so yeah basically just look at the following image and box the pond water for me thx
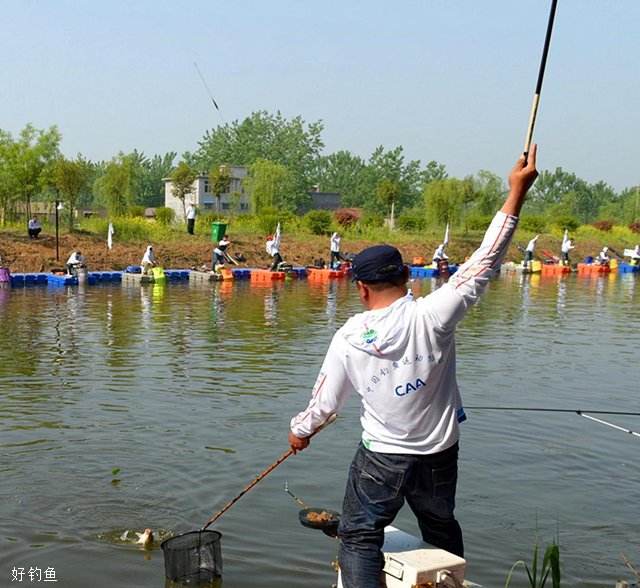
[1,272,638,587]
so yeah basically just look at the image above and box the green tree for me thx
[0,130,20,225]
[50,156,92,231]
[190,110,324,210]
[313,150,368,205]
[424,178,475,226]
[138,151,176,207]
[169,161,197,219]
[244,159,296,213]
[368,145,423,211]
[0,124,61,221]
[376,178,401,229]
[94,153,142,216]
[421,160,448,185]
[209,164,232,214]
[472,170,505,216]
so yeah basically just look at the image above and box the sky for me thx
[1,0,638,190]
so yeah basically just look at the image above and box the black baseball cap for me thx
[352,245,406,283]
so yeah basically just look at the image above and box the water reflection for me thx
[0,274,638,588]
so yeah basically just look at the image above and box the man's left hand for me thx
[288,431,310,454]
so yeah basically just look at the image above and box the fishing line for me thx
[193,61,225,123]
[465,406,640,439]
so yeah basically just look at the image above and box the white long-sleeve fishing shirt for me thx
[432,244,448,261]
[290,211,518,455]
[66,252,85,266]
[330,233,341,253]
[526,236,539,252]
[141,247,155,265]
[266,224,281,256]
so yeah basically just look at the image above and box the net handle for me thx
[201,414,337,530]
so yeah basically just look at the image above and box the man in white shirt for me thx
[213,235,231,270]
[597,246,610,265]
[266,223,282,271]
[66,251,85,276]
[432,243,448,264]
[288,147,539,588]
[631,245,640,267]
[523,234,539,268]
[330,232,342,269]
[186,203,196,235]
[141,245,155,275]
[561,234,575,266]
[28,217,42,239]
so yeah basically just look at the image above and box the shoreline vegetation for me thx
[0,214,637,274]
[1,112,638,272]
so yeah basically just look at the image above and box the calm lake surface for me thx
[1,272,638,587]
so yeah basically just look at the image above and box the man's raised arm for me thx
[421,145,539,331]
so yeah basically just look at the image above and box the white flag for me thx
[443,223,450,247]
[107,222,114,250]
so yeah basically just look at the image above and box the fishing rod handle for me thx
[523,93,541,161]
[202,448,294,530]
[201,414,337,530]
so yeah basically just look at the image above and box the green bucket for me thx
[211,222,227,242]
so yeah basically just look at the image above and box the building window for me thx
[203,203,213,210]
[221,203,230,210]
[240,203,249,211]
[204,180,210,194]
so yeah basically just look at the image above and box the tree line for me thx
[1,113,638,232]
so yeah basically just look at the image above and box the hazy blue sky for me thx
[1,0,638,189]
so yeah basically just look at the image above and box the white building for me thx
[163,165,250,219]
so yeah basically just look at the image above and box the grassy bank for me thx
[0,215,638,273]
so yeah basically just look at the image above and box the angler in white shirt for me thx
[330,232,342,269]
[523,234,539,268]
[28,217,42,239]
[66,251,85,275]
[597,246,610,265]
[561,235,575,266]
[141,245,156,275]
[186,203,196,235]
[432,243,448,264]
[288,146,539,588]
[631,245,640,266]
[213,235,231,269]
[266,223,283,271]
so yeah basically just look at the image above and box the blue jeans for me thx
[338,443,463,588]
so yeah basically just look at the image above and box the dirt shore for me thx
[0,228,609,273]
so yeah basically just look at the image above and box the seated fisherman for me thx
[66,251,86,276]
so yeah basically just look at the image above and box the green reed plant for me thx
[79,216,176,242]
[505,540,561,588]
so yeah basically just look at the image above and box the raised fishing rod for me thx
[523,0,559,162]
[465,406,640,439]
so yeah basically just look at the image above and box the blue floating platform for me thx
[88,271,123,282]
[47,274,78,286]
[10,273,48,287]
[619,263,639,274]
[164,269,190,281]
[10,274,25,287]
[231,268,251,279]
[290,267,307,278]
[410,267,439,279]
